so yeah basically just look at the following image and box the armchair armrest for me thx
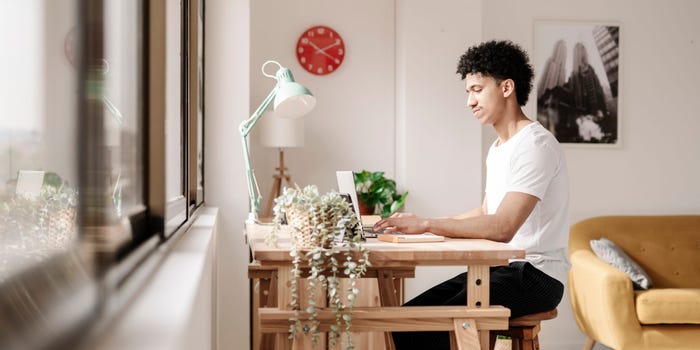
[569,250,642,349]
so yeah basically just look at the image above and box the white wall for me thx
[251,0,396,196]
[205,1,250,350]
[395,0,484,301]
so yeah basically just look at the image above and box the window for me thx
[0,0,80,282]
[194,0,205,207]
[0,0,205,348]
[165,0,187,235]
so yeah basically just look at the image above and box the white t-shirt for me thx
[485,121,570,282]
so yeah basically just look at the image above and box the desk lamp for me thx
[240,60,316,224]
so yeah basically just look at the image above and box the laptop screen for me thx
[336,171,361,219]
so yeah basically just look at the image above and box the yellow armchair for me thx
[568,215,700,350]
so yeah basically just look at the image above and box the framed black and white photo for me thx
[534,21,620,146]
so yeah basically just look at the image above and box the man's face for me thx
[465,73,506,125]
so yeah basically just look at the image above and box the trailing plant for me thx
[0,173,78,253]
[354,170,408,218]
[270,185,370,349]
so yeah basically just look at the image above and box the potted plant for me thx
[270,185,370,349]
[0,172,78,252]
[354,170,408,218]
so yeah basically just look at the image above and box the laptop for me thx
[336,171,382,238]
[336,170,445,243]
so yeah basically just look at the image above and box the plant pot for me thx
[357,195,374,215]
[285,206,335,249]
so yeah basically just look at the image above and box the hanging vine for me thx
[271,185,370,349]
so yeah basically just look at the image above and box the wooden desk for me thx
[247,224,525,350]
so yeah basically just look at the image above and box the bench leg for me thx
[583,336,596,350]
[452,318,480,350]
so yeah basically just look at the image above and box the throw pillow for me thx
[590,237,653,290]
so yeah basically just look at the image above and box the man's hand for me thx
[373,212,430,234]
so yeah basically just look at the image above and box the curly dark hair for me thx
[456,40,534,106]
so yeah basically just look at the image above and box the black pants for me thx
[392,261,564,350]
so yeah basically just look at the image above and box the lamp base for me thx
[246,212,258,225]
[262,148,293,218]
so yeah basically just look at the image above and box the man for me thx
[373,40,569,349]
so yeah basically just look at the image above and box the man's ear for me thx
[501,79,515,99]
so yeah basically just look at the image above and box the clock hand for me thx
[307,40,324,52]
[309,40,338,62]
[316,41,340,54]
[307,40,338,60]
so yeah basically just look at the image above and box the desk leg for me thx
[466,265,490,350]
[377,269,401,306]
[277,268,294,350]
[377,269,400,350]
[257,272,278,350]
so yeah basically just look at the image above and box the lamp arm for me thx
[239,87,278,224]
[240,87,277,137]
[240,134,259,224]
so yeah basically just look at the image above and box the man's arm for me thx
[373,192,538,243]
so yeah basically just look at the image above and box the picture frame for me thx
[534,20,621,146]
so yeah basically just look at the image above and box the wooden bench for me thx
[260,305,511,350]
[490,309,558,350]
[249,263,415,350]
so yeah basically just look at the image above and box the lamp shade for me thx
[273,67,316,118]
[259,110,304,148]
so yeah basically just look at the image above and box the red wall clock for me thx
[296,25,345,75]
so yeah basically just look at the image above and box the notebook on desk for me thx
[336,171,445,243]
[376,232,445,243]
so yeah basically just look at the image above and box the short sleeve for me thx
[506,143,558,200]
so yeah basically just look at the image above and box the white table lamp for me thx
[259,110,304,218]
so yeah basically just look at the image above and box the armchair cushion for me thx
[590,237,653,290]
[635,289,700,324]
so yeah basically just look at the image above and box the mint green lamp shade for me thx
[273,67,316,118]
[240,60,316,224]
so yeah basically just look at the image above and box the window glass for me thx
[0,0,79,281]
[196,0,205,204]
[104,0,145,221]
[166,0,184,203]
[165,0,186,231]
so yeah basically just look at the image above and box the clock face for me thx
[296,25,345,75]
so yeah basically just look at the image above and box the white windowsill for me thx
[91,207,219,350]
